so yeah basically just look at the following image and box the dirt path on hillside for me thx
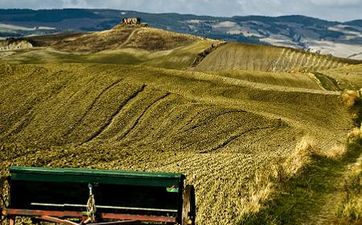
[304,151,362,225]
[241,144,362,225]
[303,155,361,224]
[286,146,362,225]
[119,28,139,48]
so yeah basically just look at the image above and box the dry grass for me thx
[338,154,362,223]
[290,138,348,161]
[321,143,348,159]
[282,136,317,176]
[348,127,362,143]
[341,90,360,108]
[0,63,307,225]
[0,22,360,224]
[0,61,357,224]
[243,171,276,215]
[242,134,352,218]
[238,136,320,220]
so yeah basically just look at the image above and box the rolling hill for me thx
[0,22,361,225]
[0,62,355,225]
[0,24,220,69]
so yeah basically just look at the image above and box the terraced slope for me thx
[0,63,354,224]
[195,42,359,72]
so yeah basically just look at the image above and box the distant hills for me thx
[1,9,362,59]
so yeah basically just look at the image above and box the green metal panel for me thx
[10,166,185,188]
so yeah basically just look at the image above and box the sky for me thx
[0,0,361,21]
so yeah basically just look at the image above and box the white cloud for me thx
[61,0,89,8]
[309,0,362,6]
[0,0,361,21]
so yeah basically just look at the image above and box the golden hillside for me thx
[0,24,361,225]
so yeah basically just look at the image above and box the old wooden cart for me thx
[0,166,195,225]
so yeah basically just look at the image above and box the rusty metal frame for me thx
[37,215,79,225]
[1,208,177,224]
[38,215,137,225]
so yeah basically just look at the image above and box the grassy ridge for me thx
[0,25,217,69]
[0,39,215,69]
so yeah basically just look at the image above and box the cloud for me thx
[0,0,361,21]
[309,0,362,6]
[61,0,89,8]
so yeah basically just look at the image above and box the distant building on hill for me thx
[122,17,141,25]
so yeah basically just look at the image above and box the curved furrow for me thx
[181,109,239,134]
[0,110,33,140]
[170,109,284,153]
[51,75,98,113]
[201,125,277,153]
[107,89,168,142]
[81,84,147,144]
[63,78,124,140]
[115,93,172,143]
[140,102,201,146]
[129,95,187,142]
[83,84,152,142]
[170,106,215,134]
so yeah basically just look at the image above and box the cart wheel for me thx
[0,176,10,224]
[182,185,196,225]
